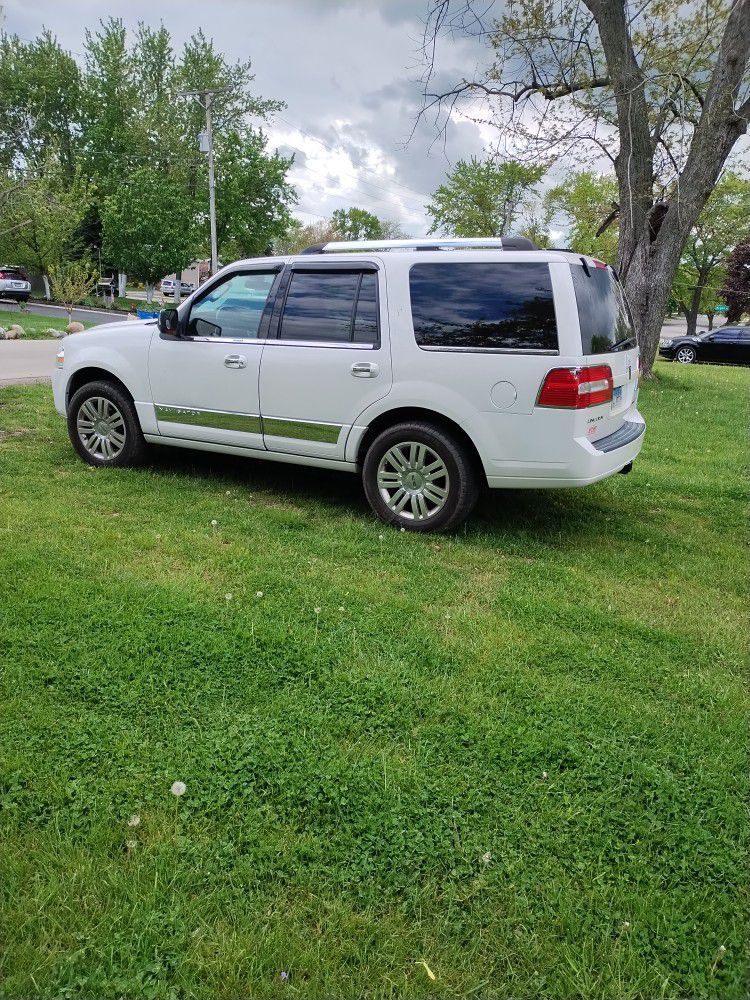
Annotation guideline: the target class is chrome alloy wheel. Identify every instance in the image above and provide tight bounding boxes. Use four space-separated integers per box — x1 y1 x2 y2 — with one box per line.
376 441 450 521
676 347 695 364
76 396 127 460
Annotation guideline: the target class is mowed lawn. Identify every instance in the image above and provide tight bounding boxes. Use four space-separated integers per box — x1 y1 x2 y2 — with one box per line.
0 309 94 339
0 364 747 1000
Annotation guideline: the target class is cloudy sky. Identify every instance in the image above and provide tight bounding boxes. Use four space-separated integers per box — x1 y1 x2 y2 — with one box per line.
3 0 500 233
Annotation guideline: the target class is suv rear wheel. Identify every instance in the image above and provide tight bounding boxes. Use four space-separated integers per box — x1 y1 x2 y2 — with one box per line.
362 421 479 532
67 380 146 467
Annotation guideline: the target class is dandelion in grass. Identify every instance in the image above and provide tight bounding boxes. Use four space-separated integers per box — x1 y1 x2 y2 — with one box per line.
711 945 727 974
256 590 264 599
171 781 186 797
279 971 289 983
225 593 233 602
127 814 141 828
481 851 492 865
314 606 321 644
126 839 137 852
541 771 548 780
210 519 218 528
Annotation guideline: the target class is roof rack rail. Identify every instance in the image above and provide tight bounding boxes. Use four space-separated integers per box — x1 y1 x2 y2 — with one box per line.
298 236 538 254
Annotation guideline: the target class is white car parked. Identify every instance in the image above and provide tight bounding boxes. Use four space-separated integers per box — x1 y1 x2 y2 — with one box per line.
160 277 196 296
53 238 645 532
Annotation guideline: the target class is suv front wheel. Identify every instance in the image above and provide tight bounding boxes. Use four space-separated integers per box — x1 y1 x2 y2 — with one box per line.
362 422 479 532
67 380 146 467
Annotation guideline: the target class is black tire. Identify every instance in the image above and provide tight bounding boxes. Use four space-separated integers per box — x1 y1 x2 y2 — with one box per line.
675 346 697 364
362 421 480 533
67 380 146 468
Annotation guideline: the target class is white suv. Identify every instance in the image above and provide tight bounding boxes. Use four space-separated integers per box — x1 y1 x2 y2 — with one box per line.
53 238 645 532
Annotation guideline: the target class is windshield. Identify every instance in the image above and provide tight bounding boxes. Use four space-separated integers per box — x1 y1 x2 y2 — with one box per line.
571 263 637 354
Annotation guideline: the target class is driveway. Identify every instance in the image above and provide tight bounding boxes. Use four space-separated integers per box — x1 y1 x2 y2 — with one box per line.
0 340 60 387
0 300 128 326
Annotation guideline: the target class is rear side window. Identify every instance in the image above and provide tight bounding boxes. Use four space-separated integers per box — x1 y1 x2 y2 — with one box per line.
409 262 557 352
571 264 636 354
279 269 379 344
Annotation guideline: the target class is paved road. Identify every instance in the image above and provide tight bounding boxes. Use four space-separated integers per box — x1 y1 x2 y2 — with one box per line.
0 299 130 326
0 339 60 387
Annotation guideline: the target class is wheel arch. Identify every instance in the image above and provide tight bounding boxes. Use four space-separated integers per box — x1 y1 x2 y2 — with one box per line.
66 367 135 408
355 406 485 479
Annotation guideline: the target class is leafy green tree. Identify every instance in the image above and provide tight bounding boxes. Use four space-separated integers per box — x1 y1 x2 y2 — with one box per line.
426 158 545 238
101 167 197 302
212 130 296 260
720 239 750 324
331 207 395 241
0 154 91 298
545 171 619 262
671 174 750 336
0 30 81 175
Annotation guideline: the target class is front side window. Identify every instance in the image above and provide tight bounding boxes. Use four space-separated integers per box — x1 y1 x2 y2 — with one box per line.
279 269 379 344
187 272 277 340
409 262 558 351
571 263 636 355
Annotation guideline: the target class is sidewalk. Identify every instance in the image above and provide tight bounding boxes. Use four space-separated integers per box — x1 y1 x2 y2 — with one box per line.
0 340 59 387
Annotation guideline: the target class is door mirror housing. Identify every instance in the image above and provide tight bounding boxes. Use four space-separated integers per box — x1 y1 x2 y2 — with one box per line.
159 308 180 335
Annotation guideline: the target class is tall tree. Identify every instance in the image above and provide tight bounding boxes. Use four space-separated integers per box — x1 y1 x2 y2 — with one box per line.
213 130 296 259
418 0 750 375
720 238 750 322
671 173 750 336
101 167 197 301
426 157 545 237
0 30 81 176
545 171 619 262
0 154 90 298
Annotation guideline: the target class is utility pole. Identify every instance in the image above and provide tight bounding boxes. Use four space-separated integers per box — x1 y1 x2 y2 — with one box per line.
178 88 226 277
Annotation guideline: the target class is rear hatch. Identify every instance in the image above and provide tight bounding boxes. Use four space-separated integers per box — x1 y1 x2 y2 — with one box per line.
570 259 639 443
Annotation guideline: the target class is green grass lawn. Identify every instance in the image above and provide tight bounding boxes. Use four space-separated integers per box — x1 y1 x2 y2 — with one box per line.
0 364 747 999
0 308 95 340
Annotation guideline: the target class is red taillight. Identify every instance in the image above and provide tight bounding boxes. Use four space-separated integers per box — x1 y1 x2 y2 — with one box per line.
537 365 613 409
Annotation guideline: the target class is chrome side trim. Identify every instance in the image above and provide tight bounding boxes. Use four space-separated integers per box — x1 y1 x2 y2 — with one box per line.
263 416 342 444
418 345 558 355
179 336 265 345
155 405 342 444
265 339 379 350
155 404 262 434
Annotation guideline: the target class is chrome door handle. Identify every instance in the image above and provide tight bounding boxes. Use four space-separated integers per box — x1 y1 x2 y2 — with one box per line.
351 361 379 378
224 354 247 369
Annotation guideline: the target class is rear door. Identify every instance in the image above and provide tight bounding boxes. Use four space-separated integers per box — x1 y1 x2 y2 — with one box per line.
259 261 392 461
570 260 639 443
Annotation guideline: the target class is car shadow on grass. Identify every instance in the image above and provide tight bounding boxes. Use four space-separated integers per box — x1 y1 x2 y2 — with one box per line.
143 441 637 545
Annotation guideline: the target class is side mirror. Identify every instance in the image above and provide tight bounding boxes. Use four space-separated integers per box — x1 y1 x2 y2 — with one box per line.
158 308 179 335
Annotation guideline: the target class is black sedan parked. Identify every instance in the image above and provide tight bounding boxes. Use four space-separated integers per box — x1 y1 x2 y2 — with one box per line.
659 326 750 365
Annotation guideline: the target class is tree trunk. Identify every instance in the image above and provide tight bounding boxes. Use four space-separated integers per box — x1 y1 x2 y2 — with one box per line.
42 274 51 301
707 312 715 331
145 282 154 304
118 272 127 298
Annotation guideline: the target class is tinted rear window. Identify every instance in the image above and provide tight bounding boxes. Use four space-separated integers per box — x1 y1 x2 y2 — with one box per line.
409 262 557 351
571 264 636 354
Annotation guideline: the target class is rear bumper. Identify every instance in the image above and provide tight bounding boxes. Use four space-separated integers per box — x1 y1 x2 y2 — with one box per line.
486 413 646 489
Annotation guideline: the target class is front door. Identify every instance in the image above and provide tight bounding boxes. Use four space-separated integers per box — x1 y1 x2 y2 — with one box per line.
148 268 281 450
259 264 392 461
